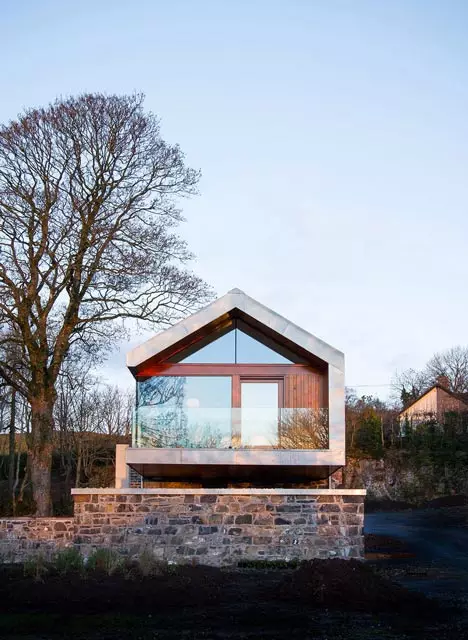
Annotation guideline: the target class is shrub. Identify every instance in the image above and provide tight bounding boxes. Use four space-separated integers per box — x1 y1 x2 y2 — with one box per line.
24 553 50 582
237 558 301 570
86 548 124 576
136 547 166 577
54 547 84 575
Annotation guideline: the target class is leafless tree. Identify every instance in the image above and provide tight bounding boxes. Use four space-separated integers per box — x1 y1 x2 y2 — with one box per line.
392 346 468 410
391 368 430 407
0 93 211 514
278 409 329 449
425 346 468 393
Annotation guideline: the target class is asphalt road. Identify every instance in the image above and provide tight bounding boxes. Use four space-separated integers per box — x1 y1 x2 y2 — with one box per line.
365 507 468 569
365 506 468 602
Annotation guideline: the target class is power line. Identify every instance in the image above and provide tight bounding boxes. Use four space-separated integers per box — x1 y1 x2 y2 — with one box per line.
347 383 393 388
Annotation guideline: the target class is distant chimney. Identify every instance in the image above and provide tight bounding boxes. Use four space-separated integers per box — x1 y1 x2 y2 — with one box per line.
436 375 450 389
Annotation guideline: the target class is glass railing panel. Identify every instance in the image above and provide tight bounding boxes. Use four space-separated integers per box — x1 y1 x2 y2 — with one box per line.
278 408 329 449
133 407 329 450
133 407 233 448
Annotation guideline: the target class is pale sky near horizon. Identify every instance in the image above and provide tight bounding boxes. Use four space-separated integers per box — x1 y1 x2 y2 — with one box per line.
2 1 468 400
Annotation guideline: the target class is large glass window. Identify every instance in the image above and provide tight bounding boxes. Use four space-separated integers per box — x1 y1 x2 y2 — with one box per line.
180 331 235 363
136 376 232 448
177 328 293 364
236 330 292 364
241 381 280 447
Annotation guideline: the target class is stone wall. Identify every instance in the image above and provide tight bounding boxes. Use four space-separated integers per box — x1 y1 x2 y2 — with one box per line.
0 490 365 565
0 518 74 562
72 489 364 566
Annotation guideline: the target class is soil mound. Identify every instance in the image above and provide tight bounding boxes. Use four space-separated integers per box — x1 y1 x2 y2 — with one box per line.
277 559 432 613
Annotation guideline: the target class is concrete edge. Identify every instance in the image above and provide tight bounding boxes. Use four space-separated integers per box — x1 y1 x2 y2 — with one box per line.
71 488 367 496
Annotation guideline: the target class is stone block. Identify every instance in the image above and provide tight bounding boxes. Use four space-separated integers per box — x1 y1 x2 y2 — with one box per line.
235 514 252 525
319 504 340 512
275 505 301 513
199 526 218 535
200 495 217 504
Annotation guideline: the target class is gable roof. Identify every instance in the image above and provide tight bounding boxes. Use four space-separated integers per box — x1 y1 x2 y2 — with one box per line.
126 288 344 371
399 383 468 416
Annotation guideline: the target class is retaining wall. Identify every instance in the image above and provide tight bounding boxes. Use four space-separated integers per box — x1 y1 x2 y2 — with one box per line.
72 489 365 565
0 489 365 565
0 518 74 562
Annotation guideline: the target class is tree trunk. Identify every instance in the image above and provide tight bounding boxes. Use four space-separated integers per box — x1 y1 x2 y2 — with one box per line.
75 440 82 488
8 389 16 498
29 398 55 516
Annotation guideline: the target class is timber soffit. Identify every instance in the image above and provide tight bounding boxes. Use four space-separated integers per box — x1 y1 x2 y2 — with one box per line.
126 289 345 371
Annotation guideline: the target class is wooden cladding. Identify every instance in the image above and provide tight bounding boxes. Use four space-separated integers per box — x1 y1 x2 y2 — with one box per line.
284 372 325 409
136 363 325 378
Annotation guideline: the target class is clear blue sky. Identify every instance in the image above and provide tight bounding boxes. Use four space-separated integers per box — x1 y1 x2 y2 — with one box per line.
2 1 468 399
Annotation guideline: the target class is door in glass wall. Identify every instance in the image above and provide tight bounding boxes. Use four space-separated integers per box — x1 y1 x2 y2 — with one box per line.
240 381 280 447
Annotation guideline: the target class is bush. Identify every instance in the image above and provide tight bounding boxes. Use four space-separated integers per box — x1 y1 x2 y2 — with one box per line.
136 547 166 577
86 548 124 576
23 553 50 582
54 547 84 575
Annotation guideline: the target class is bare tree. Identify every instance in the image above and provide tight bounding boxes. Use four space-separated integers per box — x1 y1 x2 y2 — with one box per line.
392 346 468 410
391 368 430 407
278 409 329 449
0 93 211 514
425 346 468 393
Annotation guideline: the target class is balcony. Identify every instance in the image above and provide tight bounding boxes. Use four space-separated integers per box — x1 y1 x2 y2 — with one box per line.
133 407 329 450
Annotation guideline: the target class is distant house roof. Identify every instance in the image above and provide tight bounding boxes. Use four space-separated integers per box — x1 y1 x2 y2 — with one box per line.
126 288 344 371
399 382 468 416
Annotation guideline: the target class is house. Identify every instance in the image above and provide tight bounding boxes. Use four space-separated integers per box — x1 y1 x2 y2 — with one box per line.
399 375 468 427
70 289 365 565
117 288 345 487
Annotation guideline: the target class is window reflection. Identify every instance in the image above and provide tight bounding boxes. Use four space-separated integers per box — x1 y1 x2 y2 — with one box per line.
176 328 293 364
136 376 232 448
180 331 236 363
236 329 292 364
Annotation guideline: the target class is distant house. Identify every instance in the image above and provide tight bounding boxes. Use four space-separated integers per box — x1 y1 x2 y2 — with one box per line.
399 375 468 427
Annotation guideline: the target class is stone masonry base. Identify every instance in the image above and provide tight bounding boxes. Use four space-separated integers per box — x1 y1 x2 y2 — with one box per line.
0 489 365 566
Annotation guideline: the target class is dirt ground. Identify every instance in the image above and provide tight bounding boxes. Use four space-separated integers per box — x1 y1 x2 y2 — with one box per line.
0 506 467 640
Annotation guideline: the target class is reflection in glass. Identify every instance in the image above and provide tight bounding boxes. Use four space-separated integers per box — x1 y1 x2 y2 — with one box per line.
236 330 292 364
174 327 293 364
136 376 232 448
179 331 236 363
134 377 329 450
278 408 329 449
241 382 279 447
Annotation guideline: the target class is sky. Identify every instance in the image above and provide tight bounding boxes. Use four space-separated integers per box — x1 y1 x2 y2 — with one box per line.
2 0 468 400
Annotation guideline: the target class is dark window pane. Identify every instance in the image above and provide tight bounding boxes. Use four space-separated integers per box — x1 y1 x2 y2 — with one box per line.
236 329 292 364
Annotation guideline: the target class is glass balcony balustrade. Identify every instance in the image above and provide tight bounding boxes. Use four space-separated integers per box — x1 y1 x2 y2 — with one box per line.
133 406 329 450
